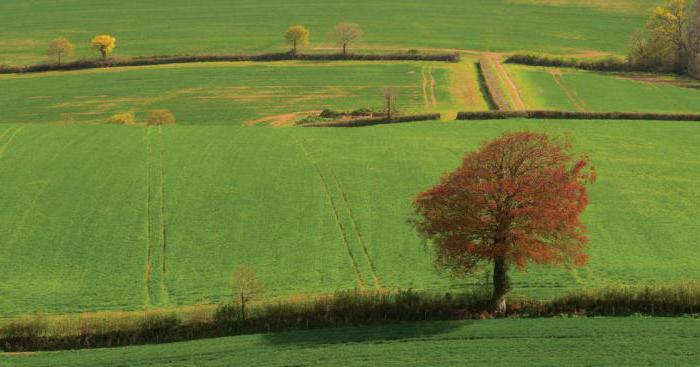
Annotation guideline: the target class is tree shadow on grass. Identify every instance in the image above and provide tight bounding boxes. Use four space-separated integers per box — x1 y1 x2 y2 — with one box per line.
263 320 471 346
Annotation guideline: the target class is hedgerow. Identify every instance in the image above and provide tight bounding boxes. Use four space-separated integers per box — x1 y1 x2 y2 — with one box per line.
456 110 700 121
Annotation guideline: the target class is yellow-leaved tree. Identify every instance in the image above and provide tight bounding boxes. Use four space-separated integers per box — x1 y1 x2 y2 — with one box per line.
648 0 688 68
284 26 309 54
91 35 116 59
48 38 75 65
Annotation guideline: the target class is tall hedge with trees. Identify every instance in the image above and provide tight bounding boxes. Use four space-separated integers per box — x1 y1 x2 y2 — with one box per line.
412 132 596 312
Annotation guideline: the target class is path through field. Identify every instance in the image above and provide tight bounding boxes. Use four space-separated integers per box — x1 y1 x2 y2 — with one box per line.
548 69 587 111
480 55 526 111
145 126 170 306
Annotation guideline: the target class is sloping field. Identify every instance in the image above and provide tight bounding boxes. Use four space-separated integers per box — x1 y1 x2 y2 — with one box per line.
1 120 699 316
0 0 658 66
0 62 473 125
508 65 700 112
4 318 700 366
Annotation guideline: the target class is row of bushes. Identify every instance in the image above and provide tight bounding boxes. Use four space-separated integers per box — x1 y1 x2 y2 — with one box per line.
2 283 699 352
456 110 700 121
504 53 649 73
301 113 442 127
0 52 460 74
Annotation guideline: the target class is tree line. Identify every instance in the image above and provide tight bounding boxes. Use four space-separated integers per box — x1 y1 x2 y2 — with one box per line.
46 23 363 65
629 0 700 75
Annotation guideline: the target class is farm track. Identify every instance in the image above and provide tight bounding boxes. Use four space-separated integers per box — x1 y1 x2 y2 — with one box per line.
481 56 526 111
0 126 24 159
144 127 169 306
293 138 367 289
549 69 587 111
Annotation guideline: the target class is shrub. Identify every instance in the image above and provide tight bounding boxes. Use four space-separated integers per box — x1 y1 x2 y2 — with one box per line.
147 109 176 125
107 113 135 125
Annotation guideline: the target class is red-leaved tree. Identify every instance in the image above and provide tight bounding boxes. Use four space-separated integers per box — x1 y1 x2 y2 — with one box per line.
412 131 596 312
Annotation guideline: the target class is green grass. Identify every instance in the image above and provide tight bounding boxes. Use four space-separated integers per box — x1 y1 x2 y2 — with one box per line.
0 62 468 125
1 120 699 316
508 65 700 112
0 0 659 66
3 317 700 366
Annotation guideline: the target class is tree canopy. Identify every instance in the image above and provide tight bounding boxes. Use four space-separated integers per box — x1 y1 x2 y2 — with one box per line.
412 131 595 311
330 23 363 55
285 26 309 53
91 35 116 59
48 38 75 65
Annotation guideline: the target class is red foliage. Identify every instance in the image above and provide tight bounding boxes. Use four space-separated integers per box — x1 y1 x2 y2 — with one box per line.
412 131 596 276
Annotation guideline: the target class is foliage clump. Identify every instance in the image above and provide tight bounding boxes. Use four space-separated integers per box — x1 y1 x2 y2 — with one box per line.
147 109 176 125
107 113 135 125
91 35 116 59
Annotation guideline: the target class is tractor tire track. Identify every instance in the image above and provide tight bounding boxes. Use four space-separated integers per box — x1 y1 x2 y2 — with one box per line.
428 66 438 108
157 126 169 303
421 67 430 109
293 138 366 288
549 69 587 112
144 128 154 306
329 170 383 289
0 127 25 159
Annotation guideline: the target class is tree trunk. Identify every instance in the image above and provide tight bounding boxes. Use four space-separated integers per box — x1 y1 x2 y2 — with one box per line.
343 42 347 56
491 256 508 313
100 49 106 59
240 293 246 320
57 51 62 66
293 40 297 54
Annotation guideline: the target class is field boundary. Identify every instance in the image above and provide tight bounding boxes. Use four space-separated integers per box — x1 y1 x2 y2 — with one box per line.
300 114 441 127
456 110 700 121
478 57 526 111
0 52 460 75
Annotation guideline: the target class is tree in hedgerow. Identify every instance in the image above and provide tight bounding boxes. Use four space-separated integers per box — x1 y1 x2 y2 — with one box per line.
48 38 75 65
91 34 116 59
412 131 596 312
285 26 309 54
383 87 398 120
230 265 266 320
330 23 363 56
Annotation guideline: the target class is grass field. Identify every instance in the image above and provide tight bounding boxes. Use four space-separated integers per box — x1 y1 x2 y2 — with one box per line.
0 0 660 66
1 119 699 317
3 317 699 366
0 61 479 125
508 64 700 112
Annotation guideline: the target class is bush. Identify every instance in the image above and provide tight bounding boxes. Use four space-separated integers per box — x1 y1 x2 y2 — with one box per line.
147 109 176 125
107 113 135 125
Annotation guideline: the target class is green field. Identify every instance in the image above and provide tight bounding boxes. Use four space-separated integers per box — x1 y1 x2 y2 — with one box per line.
0 61 477 125
2 120 699 316
508 64 700 112
4 318 700 366
0 0 660 66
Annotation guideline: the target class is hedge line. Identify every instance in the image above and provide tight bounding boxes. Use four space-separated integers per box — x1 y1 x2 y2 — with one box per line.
0 53 460 74
2 283 699 352
504 53 643 73
301 113 442 127
456 110 700 121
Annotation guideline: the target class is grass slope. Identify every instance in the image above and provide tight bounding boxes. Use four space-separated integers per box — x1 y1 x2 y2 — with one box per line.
509 65 700 113
0 62 471 125
0 0 659 65
4 318 700 366
1 120 699 316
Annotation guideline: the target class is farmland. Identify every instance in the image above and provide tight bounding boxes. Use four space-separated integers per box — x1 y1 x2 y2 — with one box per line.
0 0 659 66
2 0 700 364
3 318 700 366
508 64 700 112
1 120 699 316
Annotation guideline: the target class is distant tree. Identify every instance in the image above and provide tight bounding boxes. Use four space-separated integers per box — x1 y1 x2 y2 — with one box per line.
47 38 75 65
688 0 700 65
285 26 309 54
230 265 266 320
383 87 398 120
330 23 363 56
107 112 135 125
412 132 596 312
147 109 175 125
647 0 689 70
91 35 116 59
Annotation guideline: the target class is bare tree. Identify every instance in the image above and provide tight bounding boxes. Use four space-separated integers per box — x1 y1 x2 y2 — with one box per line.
330 23 363 56
383 87 398 120
230 265 266 320
48 38 75 65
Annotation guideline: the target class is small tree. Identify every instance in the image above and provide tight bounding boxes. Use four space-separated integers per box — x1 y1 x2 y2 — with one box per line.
48 38 75 65
383 87 398 120
147 109 176 125
647 0 689 70
230 265 266 320
330 23 363 56
91 35 116 59
107 113 135 125
285 26 309 54
412 132 596 312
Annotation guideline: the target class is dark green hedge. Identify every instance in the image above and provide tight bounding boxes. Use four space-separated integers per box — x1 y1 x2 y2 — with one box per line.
456 110 700 121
